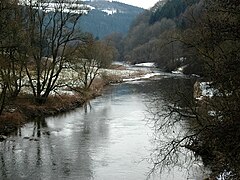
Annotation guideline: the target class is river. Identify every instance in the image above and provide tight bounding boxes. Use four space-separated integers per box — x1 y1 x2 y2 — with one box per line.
0 73 205 180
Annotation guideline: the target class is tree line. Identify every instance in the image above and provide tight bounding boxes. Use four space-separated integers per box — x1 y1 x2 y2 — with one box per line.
122 0 239 178
0 0 116 114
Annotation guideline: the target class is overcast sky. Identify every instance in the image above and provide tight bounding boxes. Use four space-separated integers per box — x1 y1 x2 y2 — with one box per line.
115 0 159 9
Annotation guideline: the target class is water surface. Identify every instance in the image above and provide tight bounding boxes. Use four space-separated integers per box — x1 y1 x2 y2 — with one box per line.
0 76 204 179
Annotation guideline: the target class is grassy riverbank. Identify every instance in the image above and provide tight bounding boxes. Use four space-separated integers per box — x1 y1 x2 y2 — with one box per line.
0 85 101 136
0 65 149 136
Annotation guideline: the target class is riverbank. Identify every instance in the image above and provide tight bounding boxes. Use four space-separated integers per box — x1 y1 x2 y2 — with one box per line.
0 86 101 136
0 65 151 137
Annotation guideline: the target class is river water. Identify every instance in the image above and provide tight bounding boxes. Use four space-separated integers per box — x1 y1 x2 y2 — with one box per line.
0 73 205 180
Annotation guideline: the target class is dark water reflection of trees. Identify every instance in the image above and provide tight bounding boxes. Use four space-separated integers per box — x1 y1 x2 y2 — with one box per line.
144 77 208 177
147 76 239 179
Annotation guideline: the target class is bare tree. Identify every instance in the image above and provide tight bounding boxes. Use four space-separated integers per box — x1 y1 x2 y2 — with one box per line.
69 37 116 91
0 0 26 113
21 0 88 104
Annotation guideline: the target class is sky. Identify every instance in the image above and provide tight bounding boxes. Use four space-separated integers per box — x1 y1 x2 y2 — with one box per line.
114 0 159 9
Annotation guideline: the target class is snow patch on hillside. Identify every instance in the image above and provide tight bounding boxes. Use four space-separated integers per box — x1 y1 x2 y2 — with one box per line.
20 1 92 14
102 8 117 15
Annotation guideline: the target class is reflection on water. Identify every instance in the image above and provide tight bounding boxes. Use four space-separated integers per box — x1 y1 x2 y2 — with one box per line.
0 76 203 179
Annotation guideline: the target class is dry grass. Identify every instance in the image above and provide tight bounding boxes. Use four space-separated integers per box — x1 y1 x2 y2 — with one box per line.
0 94 87 135
16 94 85 117
108 64 127 70
90 78 106 94
0 111 25 135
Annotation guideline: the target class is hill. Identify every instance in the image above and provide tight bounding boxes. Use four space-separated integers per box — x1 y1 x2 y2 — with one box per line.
80 0 144 38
